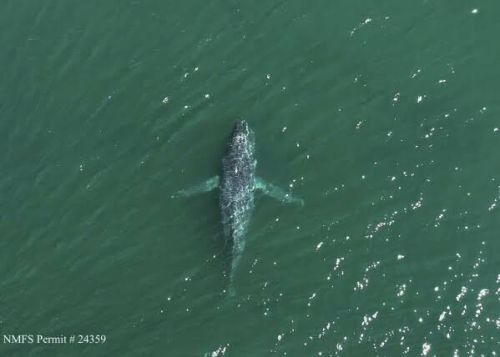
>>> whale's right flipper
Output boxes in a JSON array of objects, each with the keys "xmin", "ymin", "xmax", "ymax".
[
  {"xmin": 173, "ymin": 176, "xmax": 219, "ymax": 198},
  {"xmin": 255, "ymin": 177, "xmax": 304, "ymax": 206}
]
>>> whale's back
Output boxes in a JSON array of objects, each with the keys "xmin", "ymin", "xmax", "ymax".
[{"xmin": 220, "ymin": 121, "xmax": 256, "ymax": 250}]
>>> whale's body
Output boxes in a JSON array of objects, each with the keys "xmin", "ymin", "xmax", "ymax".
[
  {"xmin": 220, "ymin": 121, "xmax": 256, "ymax": 282},
  {"xmin": 175, "ymin": 120, "xmax": 303, "ymax": 292}
]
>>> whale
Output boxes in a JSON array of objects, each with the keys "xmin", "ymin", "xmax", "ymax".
[{"xmin": 174, "ymin": 120, "xmax": 303, "ymax": 293}]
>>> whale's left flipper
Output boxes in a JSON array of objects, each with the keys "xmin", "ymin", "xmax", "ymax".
[
  {"xmin": 255, "ymin": 177, "xmax": 304, "ymax": 206},
  {"xmin": 173, "ymin": 176, "xmax": 219, "ymax": 198}
]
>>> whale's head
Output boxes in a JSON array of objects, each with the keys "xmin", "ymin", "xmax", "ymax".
[
  {"xmin": 228, "ymin": 120, "xmax": 256, "ymax": 170},
  {"xmin": 234, "ymin": 120, "xmax": 250, "ymax": 137},
  {"xmin": 231, "ymin": 120, "xmax": 254, "ymax": 149}
]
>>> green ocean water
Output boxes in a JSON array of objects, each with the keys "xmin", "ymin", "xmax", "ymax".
[{"xmin": 1, "ymin": 1, "xmax": 499, "ymax": 356}]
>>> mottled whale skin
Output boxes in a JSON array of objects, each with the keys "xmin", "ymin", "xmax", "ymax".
[
  {"xmin": 175, "ymin": 120, "xmax": 303, "ymax": 292},
  {"xmin": 220, "ymin": 121, "xmax": 256, "ymax": 283}
]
